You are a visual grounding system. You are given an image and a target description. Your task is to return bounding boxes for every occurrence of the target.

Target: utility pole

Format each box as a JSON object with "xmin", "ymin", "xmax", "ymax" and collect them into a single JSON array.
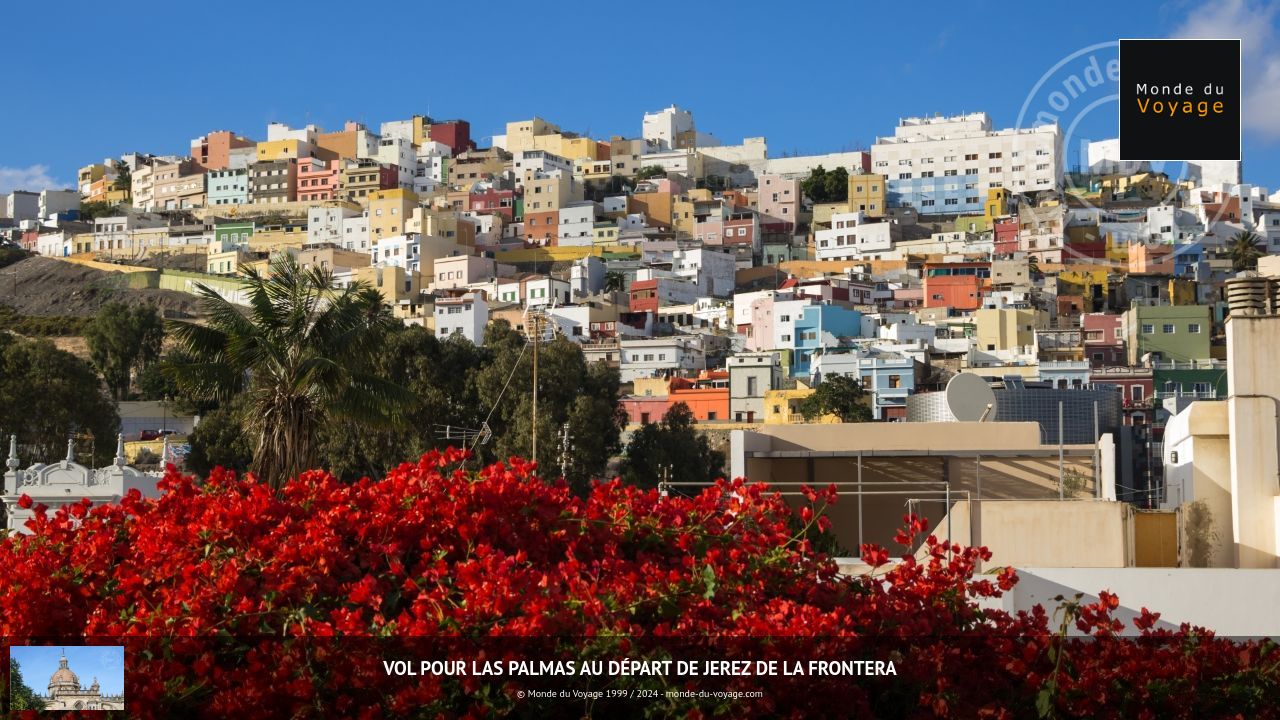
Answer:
[
  {"xmin": 559, "ymin": 422, "xmax": 571, "ymax": 479},
  {"xmin": 530, "ymin": 309, "xmax": 541, "ymax": 467}
]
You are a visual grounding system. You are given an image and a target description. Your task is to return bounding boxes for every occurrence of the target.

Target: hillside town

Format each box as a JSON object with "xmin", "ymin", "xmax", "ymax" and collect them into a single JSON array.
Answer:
[{"xmin": 3, "ymin": 104, "xmax": 1280, "ymax": 585}]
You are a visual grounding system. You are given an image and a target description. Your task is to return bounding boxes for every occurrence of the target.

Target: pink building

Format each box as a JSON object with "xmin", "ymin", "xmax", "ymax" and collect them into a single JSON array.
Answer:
[
  {"xmin": 745, "ymin": 296, "xmax": 776, "ymax": 352},
  {"xmin": 1082, "ymin": 313, "xmax": 1126, "ymax": 367},
  {"xmin": 757, "ymin": 174, "xmax": 800, "ymax": 232},
  {"xmin": 297, "ymin": 159, "xmax": 339, "ymax": 202}
]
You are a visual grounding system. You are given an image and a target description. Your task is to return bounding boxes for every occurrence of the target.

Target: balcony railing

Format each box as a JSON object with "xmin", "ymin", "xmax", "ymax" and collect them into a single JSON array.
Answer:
[
  {"xmin": 1153, "ymin": 389, "xmax": 1218, "ymax": 400},
  {"xmin": 1151, "ymin": 359, "xmax": 1225, "ymax": 370}
]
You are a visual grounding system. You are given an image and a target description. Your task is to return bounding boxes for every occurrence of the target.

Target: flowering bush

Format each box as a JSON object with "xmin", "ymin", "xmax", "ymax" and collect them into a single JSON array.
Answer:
[{"xmin": 0, "ymin": 449, "xmax": 1276, "ymax": 718}]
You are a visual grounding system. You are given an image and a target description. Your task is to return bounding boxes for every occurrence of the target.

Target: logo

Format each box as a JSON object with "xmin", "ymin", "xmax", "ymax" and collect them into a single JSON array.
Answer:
[{"xmin": 1120, "ymin": 39, "xmax": 1241, "ymax": 161}]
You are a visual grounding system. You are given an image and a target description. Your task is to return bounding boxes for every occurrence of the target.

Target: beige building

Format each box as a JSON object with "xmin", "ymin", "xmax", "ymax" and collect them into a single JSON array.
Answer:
[
  {"xmin": 522, "ymin": 169, "xmax": 582, "ymax": 214},
  {"xmin": 368, "ymin": 188, "xmax": 418, "ymax": 241},
  {"xmin": 151, "ymin": 159, "xmax": 206, "ymax": 210},
  {"xmin": 448, "ymin": 148, "xmax": 509, "ymax": 191},
  {"xmin": 974, "ymin": 308, "xmax": 1044, "ymax": 353},
  {"xmin": 503, "ymin": 117, "xmax": 562, "ymax": 156}
]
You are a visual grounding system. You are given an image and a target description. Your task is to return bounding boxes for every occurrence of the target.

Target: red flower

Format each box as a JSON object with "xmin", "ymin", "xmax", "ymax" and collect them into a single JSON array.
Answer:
[{"xmin": 17, "ymin": 493, "xmax": 32, "ymax": 509}]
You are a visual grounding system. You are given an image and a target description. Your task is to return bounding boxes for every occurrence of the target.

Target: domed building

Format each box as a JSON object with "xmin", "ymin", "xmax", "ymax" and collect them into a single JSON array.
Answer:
[{"xmin": 42, "ymin": 651, "xmax": 125, "ymax": 711}]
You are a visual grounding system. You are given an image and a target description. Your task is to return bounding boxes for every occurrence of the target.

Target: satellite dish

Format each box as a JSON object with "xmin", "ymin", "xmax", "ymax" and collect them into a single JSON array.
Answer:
[{"xmin": 945, "ymin": 373, "xmax": 997, "ymax": 422}]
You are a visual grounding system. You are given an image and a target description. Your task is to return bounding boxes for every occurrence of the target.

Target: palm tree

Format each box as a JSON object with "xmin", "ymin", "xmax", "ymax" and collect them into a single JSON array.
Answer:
[
  {"xmin": 165, "ymin": 254, "xmax": 409, "ymax": 488},
  {"xmin": 1227, "ymin": 230, "xmax": 1265, "ymax": 271}
]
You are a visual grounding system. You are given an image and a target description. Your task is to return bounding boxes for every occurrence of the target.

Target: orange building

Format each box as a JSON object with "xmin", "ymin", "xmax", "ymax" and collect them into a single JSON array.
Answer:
[
  {"xmin": 922, "ymin": 261, "xmax": 990, "ymax": 310},
  {"xmin": 1128, "ymin": 242, "xmax": 1176, "ymax": 274},
  {"xmin": 191, "ymin": 130, "xmax": 255, "ymax": 170},
  {"xmin": 524, "ymin": 210, "xmax": 559, "ymax": 245}
]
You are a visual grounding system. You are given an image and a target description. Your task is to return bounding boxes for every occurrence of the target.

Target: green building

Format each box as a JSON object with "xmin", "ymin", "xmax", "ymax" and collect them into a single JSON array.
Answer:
[
  {"xmin": 213, "ymin": 221, "xmax": 255, "ymax": 248},
  {"xmin": 1123, "ymin": 305, "xmax": 1212, "ymax": 365}
]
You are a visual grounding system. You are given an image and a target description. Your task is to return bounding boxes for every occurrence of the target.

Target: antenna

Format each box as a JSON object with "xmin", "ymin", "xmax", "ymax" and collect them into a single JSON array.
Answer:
[{"xmin": 945, "ymin": 373, "xmax": 998, "ymax": 421}]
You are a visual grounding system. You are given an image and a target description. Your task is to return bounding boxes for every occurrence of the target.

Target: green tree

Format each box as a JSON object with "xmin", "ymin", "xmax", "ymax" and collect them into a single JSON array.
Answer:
[
  {"xmin": 165, "ymin": 254, "xmax": 409, "ymax": 488},
  {"xmin": 85, "ymin": 302, "xmax": 165, "ymax": 400},
  {"xmin": 797, "ymin": 374, "xmax": 873, "ymax": 423},
  {"xmin": 1227, "ymin": 230, "xmax": 1265, "ymax": 271},
  {"xmin": 471, "ymin": 320, "xmax": 624, "ymax": 492},
  {"xmin": 9, "ymin": 657, "xmax": 45, "ymax": 711},
  {"xmin": 635, "ymin": 165, "xmax": 668, "ymax": 181},
  {"xmin": 185, "ymin": 398, "xmax": 255, "ymax": 476},
  {"xmin": 620, "ymin": 402, "xmax": 724, "ymax": 490},
  {"xmin": 801, "ymin": 165, "xmax": 850, "ymax": 204},
  {"xmin": 603, "ymin": 271, "xmax": 626, "ymax": 294},
  {"xmin": 0, "ymin": 333, "xmax": 120, "ymax": 465},
  {"xmin": 319, "ymin": 326, "xmax": 485, "ymax": 481},
  {"xmin": 77, "ymin": 201, "xmax": 119, "ymax": 222},
  {"xmin": 112, "ymin": 159, "xmax": 132, "ymax": 192}
]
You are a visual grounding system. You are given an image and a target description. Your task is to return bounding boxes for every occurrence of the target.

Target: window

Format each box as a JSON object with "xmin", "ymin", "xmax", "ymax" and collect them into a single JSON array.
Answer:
[
  {"xmin": 965, "ymin": 167, "xmax": 978, "ymax": 175},
  {"xmin": 707, "ymin": 412, "xmax": 717, "ymax": 421},
  {"xmin": 888, "ymin": 374, "xmax": 901, "ymax": 388},
  {"xmin": 1141, "ymin": 324, "xmax": 1154, "ymax": 334},
  {"xmin": 989, "ymin": 152, "xmax": 1002, "ymax": 159},
  {"xmin": 1114, "ymin": 327, "xmax": 1123, "ymax": 339},
  {"xmin": 898, "ymin": 173, "xmax": 911, "ymax": 180},
  {"xmin": 944, "ymin": 198, "xmax": 958, "ymax": 205},
  {"xmin": 989, "ymin": 167, "xmax": 1002, "ymax": 174},
  {"xmin": 920, "ymin": 171, "xmax": 934, "ymax": 178},
  {"xmin": 944, "ymin": 169, "xmax": 957, "ymax": 176},
  {"xmin": 1188, "ymin": 323, "xmax": 1202, "ymax": 333},
  {"xmin": 1194, "ymin": 382, "xmax": 1211, "ymax": 395},
  {"xmin": 1132, "ymin": 386, "xmax": 1144, "ymax": 402},
  {"xmin": 1162, "ymin": 324, "xmax": 1175, "ymax": 334},
  {"xmin": 964, "ymin": 154, "xmax": 978, "ymax": 161}
]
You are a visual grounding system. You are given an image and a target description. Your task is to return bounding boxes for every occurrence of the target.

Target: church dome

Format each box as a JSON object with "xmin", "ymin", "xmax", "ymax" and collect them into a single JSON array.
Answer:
[{"xmin": 48, "ymin": 653, "xmax": 80, "ymax": 694}]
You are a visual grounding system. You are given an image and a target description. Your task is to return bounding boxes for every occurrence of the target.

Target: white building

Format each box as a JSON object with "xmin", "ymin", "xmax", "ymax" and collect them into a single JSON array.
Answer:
[
  {"xmin": 871, "ymin": 113, "xmax": 1061, "ymax": 215},
  {"xmin": 1, "ymin": 435, "xmax": 160, "ymax": 534},
  {"xmin": 38, "ymin": 189, "xmax": 80, "ymax": 219},
  {"xmin": 728, "ymin": 351, "xmax": 783, "ymax": 423},
  {"xmin": 671, "ymin": 247, "xmax": 736, "ymax": 298},
  {"xmin": 308, "ymin": 204, "xmax": 361, "ymax": 246},
  {"xmin": 374, "ymin": 234, "xmax": 423, "ymax": 272},
  {"xmin": 642, "ymin": 105, "xmax": 697, "ymax": 151},
  {"xmin": 1085, "ymin": 139, "xmax": 1150, "ymax": 176},
  {"xmin": 619, "ymin": 335, "xmax": 707, "ymax": 382},
  {"xmin": 814, "ymin": 215, "xmax": 899, "ymax": 261},
  {"xmin": 341, "ymin": 212, "xmax": 371, "ymax": 253},
  {"xmin": 434, "ymin": 292, "xmax": 489, "ymax": 344},
  {"xmin": 557, "ymin": 201, "xmax": 597, "ymax": 246},
  {"xmin": 4, "ymin": 191, "xmax": 38, "ymax": 222}
]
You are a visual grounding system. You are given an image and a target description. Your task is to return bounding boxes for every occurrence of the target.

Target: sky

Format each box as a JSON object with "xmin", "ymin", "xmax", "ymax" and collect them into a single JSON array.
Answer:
[
  {"xmin": 9, "ymin": 645, "xmax": 125, "ymax": 696},
  {"xmin": 2, "ymin": 0, "xmax": 1278, "ymax": 193}
]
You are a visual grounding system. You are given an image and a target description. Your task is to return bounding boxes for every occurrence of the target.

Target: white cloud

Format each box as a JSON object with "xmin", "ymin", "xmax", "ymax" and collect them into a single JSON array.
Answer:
[
  {"xmin": 0, "ymin": 164, "xmax": 66, "ymax": 194},
  {"xmin": 1172, "ymin": 0, "xmax": 1280, "ymax": 139}
]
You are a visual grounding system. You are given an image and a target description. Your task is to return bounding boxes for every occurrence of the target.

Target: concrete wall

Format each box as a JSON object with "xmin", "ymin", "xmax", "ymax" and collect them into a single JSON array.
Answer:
[
  {"xmin": 932, "ymin": 499, "xmax": 1135, "ymax": 568},
  {"xmin": 990, "ymin": 567, "xmax": 1280, "ymax": 636},
  {"xmin": 1225, "ymin": 314, "xmax": 1280, "ymax": 567},
  {"xmin": 1162, "ymin": 401, "xmax": 1234, "ymax": 567}
]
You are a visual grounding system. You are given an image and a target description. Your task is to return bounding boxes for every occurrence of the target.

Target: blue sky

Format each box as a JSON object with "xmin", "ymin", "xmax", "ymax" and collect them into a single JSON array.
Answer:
[
  {"xmin": 9, "ymin": 645, "xmax": 125, "ymax": 696},
  {"xmin": 2, "ymin": 0, "xmax": 1278, "ymax": 193}
]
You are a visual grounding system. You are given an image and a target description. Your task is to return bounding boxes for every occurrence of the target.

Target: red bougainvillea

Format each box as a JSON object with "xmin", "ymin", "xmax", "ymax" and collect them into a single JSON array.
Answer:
[{"xmin": 0, "ymin": 449, "xmax": 1276, "ymax": 718}]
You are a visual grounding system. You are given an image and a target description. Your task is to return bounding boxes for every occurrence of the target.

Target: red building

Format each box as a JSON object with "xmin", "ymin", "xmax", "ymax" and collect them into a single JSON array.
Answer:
[
  {"xmin": 922, "ymin": 262, "xmax": 989, "ymax": 311},
  {"xmin": 629, "ymin": 279, "xmax": 659, "ymax": 313},
  {"xmin": 429, "ymin": 120, "xmax": 472, "ymax": 156},
  {"xmin": 470, "ymin": 188, "xmax": 516, "ymax": 220},
  {"xmin": 993, "ymin": 216, "xmax": 1019, "ymax": 255},
  {"xmin": 191, "ymin": 130, "xmax": 255, "ymax": 171}
]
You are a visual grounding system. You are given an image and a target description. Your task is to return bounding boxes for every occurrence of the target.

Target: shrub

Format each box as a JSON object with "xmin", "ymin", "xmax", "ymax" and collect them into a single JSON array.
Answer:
[{"xmin": 0, "ymin": 452, "xmax": 1275, "ymax": 718}]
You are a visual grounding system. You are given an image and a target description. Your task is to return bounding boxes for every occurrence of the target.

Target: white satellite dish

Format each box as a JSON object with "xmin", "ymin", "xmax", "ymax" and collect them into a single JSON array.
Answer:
[{"xmin": 945, "ymin": 373, "xmax": 997, "ymax": 422}]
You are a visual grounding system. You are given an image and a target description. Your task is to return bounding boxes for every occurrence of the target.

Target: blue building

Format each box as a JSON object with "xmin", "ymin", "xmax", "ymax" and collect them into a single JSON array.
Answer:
[
  {"xmin": 792, "ymin": 304, "xmax": 863, "ymax": 376},
  {"xmin": 810, "ymin": 350, "xmax": 918, "ymax": 420},
  {"xmin": 886, "ymin": 173, "xmax": 983, "ymax": 214}
]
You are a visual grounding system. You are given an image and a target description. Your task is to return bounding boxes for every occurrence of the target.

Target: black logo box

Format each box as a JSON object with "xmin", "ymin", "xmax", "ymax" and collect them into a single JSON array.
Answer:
[{"xmin": 1119, "ymin": 39, "xmax": 1241, "ymax": 161}]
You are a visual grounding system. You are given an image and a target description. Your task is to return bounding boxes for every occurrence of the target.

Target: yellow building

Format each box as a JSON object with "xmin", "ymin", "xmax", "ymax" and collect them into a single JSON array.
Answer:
[
  {"xmin": 763, "ymin": 384, "xmax": 840, "ymax": 425},
  {"xmin": 593, "ymin": 223, "xmax": 620, "ymax": 245},
  {"xmin": 368, "ymin": 188, "xmax": 419, "ymax": 241},
  {"xmin": 504, "ymin": 118, "xmax": 562, "ymax": 156},
  {"xmin": 974, "ymin": 308, "xmax": 1042, "ymax": 352},
  {"xmin": 78, "ymin": 163, "xmax": 109, "ymax": 196},
  {"xmin": 846, "ymin": 173, "xmax": 886, "ymax": 217},
  {"xmin": 1056, "ymin": 266, "xmax": 1110, "ymax": 296},
  {"xmin": 354, "ymin": 264, "xmax": 424, "ymax": 306},
  {"xmin": 256, "ymin": 139, "xmax": 312, "ymax": 162},
  {"xmin": 248, "ymin": 223, "xmax": 308, "ymax": 254},
  {"xmin": 1099, "ymin": 172, "xmax": 1174, "ymax": 202},
  {"xmin": 984, "ymin": 188, "xmax": 1012, "ymax": 220}
]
